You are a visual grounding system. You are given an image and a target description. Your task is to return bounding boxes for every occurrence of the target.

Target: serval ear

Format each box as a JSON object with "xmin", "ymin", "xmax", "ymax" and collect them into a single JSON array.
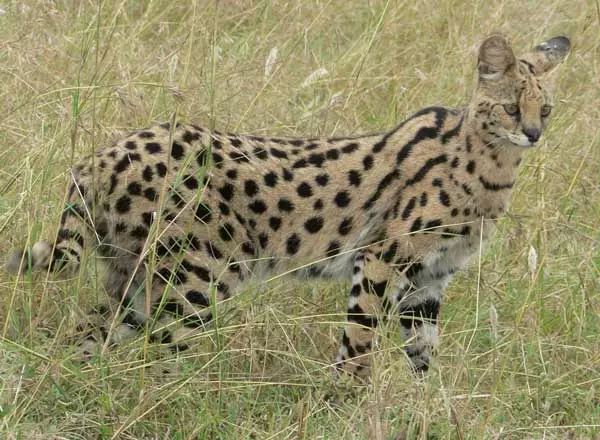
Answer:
[
  {"xmin": 477, "ymin": 34, "xmax": 516, "ymax": 81},
  {"xmin": 520, "ymin": 36, "xmax": 570, "ymax": 75}
]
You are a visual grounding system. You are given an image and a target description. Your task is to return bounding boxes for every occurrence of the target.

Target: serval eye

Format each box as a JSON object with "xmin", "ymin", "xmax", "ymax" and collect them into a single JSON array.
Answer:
[
  {"xmin": 503, "ymin": 104, "xmax": 519, "ymax": 115},
  {"xmin": 541, "ymin": 105, "xmax": 552, "ymax": 117}
]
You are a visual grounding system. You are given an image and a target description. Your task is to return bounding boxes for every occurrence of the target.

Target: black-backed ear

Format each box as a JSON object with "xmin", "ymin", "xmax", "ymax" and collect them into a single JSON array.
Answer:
[
  {"xmin": 520, "ymin": 36, "xmax": 570, "ymax": 75},
  {"xmin": 478, "ymin": 35, "xmax": 516, "ymax": 81}
]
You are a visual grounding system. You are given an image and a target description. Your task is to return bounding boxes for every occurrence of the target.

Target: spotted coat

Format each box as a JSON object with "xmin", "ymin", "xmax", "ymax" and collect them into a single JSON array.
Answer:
[{"xmin": 6, "ymin": 35, "xmax": 570, "ymax": 377}]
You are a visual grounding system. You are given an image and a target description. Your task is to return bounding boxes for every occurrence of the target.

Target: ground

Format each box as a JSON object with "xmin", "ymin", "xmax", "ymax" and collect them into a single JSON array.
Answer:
[{"xmin": 0, "ymin": 1, "xmax": 598, "ymax": 439}]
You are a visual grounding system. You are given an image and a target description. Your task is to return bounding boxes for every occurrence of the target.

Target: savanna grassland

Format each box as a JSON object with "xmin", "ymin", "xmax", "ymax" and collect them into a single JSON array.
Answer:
[{"xmin": 0, "ymin": 1, "xmax": 599, "ymax": 439}]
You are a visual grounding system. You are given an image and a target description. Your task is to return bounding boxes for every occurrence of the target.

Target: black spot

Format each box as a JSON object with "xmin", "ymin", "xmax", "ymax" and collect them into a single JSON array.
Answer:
[
  {"xmin": 170, "ymin": 191, "xmax": 186, "ymax": 208},
  {"xmin": 249, "ymin": 200, "xmax": 268, "ymax": 214},
  {"xmin": 439, "ymin": 190, "xmax": 450, "ymax": 207},
  {"xmin": 334, "ymin": 191, "xmax": 350, "ymax": 207},
  {"xmin": 425, "ymin": 219, "xmax": 442, "ymax": 230},
  {"xmin": 156, "ymin": 162, "xmax": 167, "ymax": 177},
  {"xmin": 253, "ymin": 147, "xmax": 268, "ymax": 160},
  {"xmin": 289, "ymin": 139, "xmax": 304, "ymax": 147},
  {"xmin": 205, "ymin": 241, "xmax": 222, "ymax": 259},
  {"xmin": 125, "ymin": 140, "xmax": 137, "ymax": 150},
  {"xmin": 186, "ymin": 290, "xmax": 209, "ymax": 307},
  {"xmin": 183, "ymin": 175, "xmax": 199, "ymax": 190},
  {"xmin": 127, "ymin": 182, "xmax": 141, "ymax": 196},
  {"xmin": 242, "ymin": 241, "xmax": 255, "ymax": 256},
  {"xmin": 145, "ymin": 142, "xmax": 162, "ymax": 154},
  {"xmin": 219, "ymin": 183, "xmax": 235, "ymax": 201},
  {"xmin": 269, "ymin": 217, "xmax": 282, "ymax": 231},
  {"xmin": 297, "ymin": 182, "xmax": 313, "ymax": 198},
  {"xmin": 313, "ymin": 199, "xmax": 324, "ymax": 210},
  {"xmin": 142, "ymin": 165, "xmax": 154, "ymax": 182},
  {"xmin": 171, "ymin": 142, "xmax": 185, "ymax": 160},
  {"xmin": 420, "ymin": 192, "xmax": 428, "ymax": 207},
  {"xmin": 292, "ymin": 158, "xmax": 308, "ymax": 169},
  {"xmin": 463, "ymin": 208, "xmax": 471, "ymax": 216},
  {"xmin": 326, "ymin": 149, "xmax": 339, "ymax": 160},
  {"xmin": 410, "ymin": 217, "xmax": 423, "ymax": 233},
  {"xmin": 315, "ymin": 174, "xmax": 329, "ymax": 186},
  {"xmin": 235, "ymin": 211, "xmax": 246, "ymax": 225},
  {"xmin": 270, "ymin": 148, "xmax": 288, "ymax": 159},
  {"xmin": 348, "ymin": 284, "xmax": 361, "ymax": 298},
  {"xmin": 264, "ymin": 172, "xmax": 278, "ymax": 187},
  {"xmin": 462, "ymin": 183, "xmax": 473, "ymax": 195},
  {"xmin": 341, "ymin": 143, "xmax": 359, "ymax": 154},
  {"xmin": 219, "ymin": 202, "xmax": 230, "ymax": 216},
  {"xmin": 432, "ymin": 178, "xmax": 443, "ymax": 187},
  {"xmin": 402, "ymin": 197, "xmax": 416, "ymax": 220},
  {"xmin": 466, "ymin": 160, "xmax": 476, "ymax": 174},
  {"xmin": 115, "ymin": 222, "xmax": 128, "ymax": 233},
  {"xmin": 282, "ymin": 169, "xmax": 294, "ymax": 181},
  {"xmin": 115, "ymin": 196, "xmax": 131, "ymax": 213},
  {"xmin": 163, "ymin": 301, "xmax": 184, "ymax": 315},
  {"xmin": 308, "ymin": 153, "xmax": 325, "ymax": 167},
  {"xmin": 212, "ymin": 152, "xmax": 224, "ymax": 167},
  {"xmin": 144, "ymin": 188, "xmax": 158, "ymax": 202},
  {"xmin": 114, "ymin": 156, "xmax": 133, "ymax": 173},
  {"xmin": 451, "ymin": 208, "xmax": 459, "ymax": 217},
  {"xmin": 226, "ymin": 169, "xmax": 238, "ymax": 179},
  {"xmin": 258, "ymin": 233, "xmax": 269, "ymax": 249},
  {"xmin": 363, "ymin": 155, "xmax": 374, "ymax": 170},
  {"xmin": 382, "ymin": 241, "xmax": 397, "ymax": 263},
  {"xmin": 278, "ymin": 199, "xmax": 294, "ymax": 212},
  {"xmin": 244, "ymin": 180, "xmax": 259, "ymax": 197},
  {"xmin": 195, "ymin": 203, "xmax": 212, "ymax": 223},
  {"xmin": 164, "ymin": 214, "xmax": 176, "ymax": 223},
  {"xmin": 182, "ymin": 313, "xmax": 212, "ymax": 329},
  {"xmin": 304, "ymin": 217, "xmax": 324, "ymax": 233},
  {"xmin": 286, "ymin": 234, "xmax": 301, "ymax": 255},
  {"xmin": 182, "ymin": 130, "xmax": 200, "ymax": 144},
  {"xmin": 156, "ymin": 268, "xmax": 187, "ymax": 285},
  {"xmin": 229, "ymin": 150, "xmax": 250, "ymax": 163},
  {"xmin": 218, "ymin": 223, "xmax": 235, "ymax": 241},
  {"xmin": 348, "ymin": 170, "xmax": 362, "ymax": 187},
  {"xmin": 142, "ymin": 212, "xmax": 153, "ymax": 226},
  {"xmin": 451, "ymin": 157, "xmax": 459, "ymax": 168},
  {"xmin": 130, "ymin": 225, "xmax": 148, "ymax": 239},
  {"xmin": 338, "ymin": 217, "xmax": 353, "ymax": 235},
  {"xmin": 326, "ymin": 241, "xmax": 341, "ymax": 258}
]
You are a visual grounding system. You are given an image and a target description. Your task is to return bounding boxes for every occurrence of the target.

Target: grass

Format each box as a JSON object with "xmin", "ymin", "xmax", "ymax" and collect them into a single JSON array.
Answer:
[{"xmin": 0, "ymin": 0, "xmax": 599, "ymax": 438}]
